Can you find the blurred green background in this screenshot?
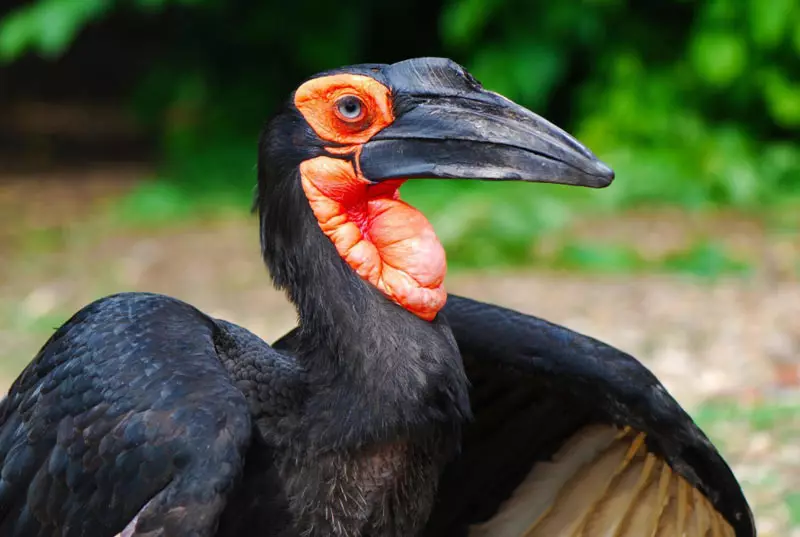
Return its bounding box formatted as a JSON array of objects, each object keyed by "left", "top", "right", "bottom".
[
  {"left": 2, "top": 0, "right": 799, "bottom": 270},
  {"left": 1, "top": 1, "right": 799, "bottom": 535}
]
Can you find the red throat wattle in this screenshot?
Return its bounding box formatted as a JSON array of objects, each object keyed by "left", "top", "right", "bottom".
[{"left": 300, "top": 156, "right": 447, "bottom": 321}]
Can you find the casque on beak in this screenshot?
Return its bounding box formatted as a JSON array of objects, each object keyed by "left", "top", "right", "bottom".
[{"left": 357, "top": 59, "right": 614, "bottom": 188}]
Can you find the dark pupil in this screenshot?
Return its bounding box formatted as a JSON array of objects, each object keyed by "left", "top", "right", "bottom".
[{"left": 340, "top": 98, "right": 360, "bottom": 117}]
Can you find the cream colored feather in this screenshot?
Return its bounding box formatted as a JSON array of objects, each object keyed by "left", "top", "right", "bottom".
[{"left": 469, "top": 425, "right": 734, "bottom": 537}]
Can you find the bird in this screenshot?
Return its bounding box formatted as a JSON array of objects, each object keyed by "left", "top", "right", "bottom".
[{"left": 0, "top": 57, "right": 755, "bottom": 537}]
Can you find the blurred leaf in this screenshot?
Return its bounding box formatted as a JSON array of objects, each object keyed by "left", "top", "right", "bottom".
[
  {"left": 703, "top": 126, "right": 760, "bottom": 206},
  {"left": 748, "top": 0, "right": 795, "bottom": 49},
  {"left": 690, "top": 31, "right": 747, "bottom": 87},
  {"left": 794, "top": 17, "right": 800, "bottom": 54},
  {"left": 470, "top": 41, "right": 565, "bottom": 108},
  {"left": 695, "top": 400, "right": 800, "bottom": 434},
  {"left": 441, "top": 0, "right": 502, "bottom": 48},
  {"left": 787, "top": 491, "right": 800, "bottom": 526},
  {"left": 763, "top": 69, "right": 800, "bottom": 128},
  {"left": 761, "top": 143, "right": 800, "bottom": 195},
  {"left": 662, "top": 242, "right": 750, "bottom": 277},
  {"left": 704, "top": 0, "right": 738, "bottom": 21},
  {"left": 0, "top": 0, "right": 111, "bottom": 61},
  {"left": 118, "top": 180, "right": 192, "bottom": 225},
  {"left": 555, "top": 243, "right": 642, "bottom": 273}
]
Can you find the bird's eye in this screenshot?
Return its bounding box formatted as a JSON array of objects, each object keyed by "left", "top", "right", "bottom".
[{"left": 336, "top": 95, "right": 364, "bottom": 121}]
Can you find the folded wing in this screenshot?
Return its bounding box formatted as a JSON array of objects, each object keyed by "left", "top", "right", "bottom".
[{"left": 0, "top": 293, "right": 256, "bottom": 537}]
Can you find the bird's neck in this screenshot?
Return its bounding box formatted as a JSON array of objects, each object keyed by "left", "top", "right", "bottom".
[{"left": 257, "top": 166, "right": 470, "bottom": 446}]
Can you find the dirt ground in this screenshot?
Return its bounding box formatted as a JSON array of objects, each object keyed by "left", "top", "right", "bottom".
[{"left": 1, "top": 171, "right": 798, "bottom": 536}]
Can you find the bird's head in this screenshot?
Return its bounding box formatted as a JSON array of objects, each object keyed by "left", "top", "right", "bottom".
[{"left": 257, "top": 58, "right": 614, "bottom": 321}]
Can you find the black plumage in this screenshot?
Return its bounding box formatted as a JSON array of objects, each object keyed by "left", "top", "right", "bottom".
[
  {"left": 425, "top": 295, "right": 754, "bottom": 536},
  {"left": 0, "top": 58, "right": 755, "bottom": 537},
  {"left": 0, "top": 295, "right": 254, "bottom": 536}
]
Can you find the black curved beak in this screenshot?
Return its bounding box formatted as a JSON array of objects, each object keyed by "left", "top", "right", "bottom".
[{"left": 359, "top": 92, "right": 614, "bottom": 188}]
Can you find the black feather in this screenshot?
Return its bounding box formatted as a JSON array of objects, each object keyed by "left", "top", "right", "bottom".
[{"left": 422, "top": 294, "right": 756, "bottom": 537}]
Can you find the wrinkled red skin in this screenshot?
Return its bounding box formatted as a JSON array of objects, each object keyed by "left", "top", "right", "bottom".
[{"left": 300, "top": 156, "right": 447, "bottom": 321}]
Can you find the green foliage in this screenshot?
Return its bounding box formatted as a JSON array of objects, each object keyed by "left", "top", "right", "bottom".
[
  {"left": 788, "top": 491, "right": 800, "bottom": 527},
  {"left": 0, "top": 0, "right": 205, "bottom": 61},
  {"left": 660, "top": 241, "right": 751, "bottom": 277},
  {"left": 442, "top": 0, "right": 800, "bottom": 209},
  {"left": 0, "top": 0, "right": 110, "bottom": 61},
  {"left": 115, "top": 139, "right": 256, "bottom": 226},
  {"left": 404, "top": 181, "right": 592, "bottom": 267},
  {"left": 1, "top": 0, "right": 798, "bottom": 269},
  {"left": 517, "top": 238, "right": 749, "bottom": 276},
  {"left": 694, "top": 398, "right": 800, "bottom": 436}
]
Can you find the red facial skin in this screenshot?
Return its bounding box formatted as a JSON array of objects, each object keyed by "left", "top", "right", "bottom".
[{"left": 294, "top": 74, "right": 447, "bottom": 321}]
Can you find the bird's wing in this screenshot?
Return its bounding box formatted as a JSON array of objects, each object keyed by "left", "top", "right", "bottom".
[
  {"left": 0, "top": 292, "right": 287, "bottom": 537},
  {"left": 425, "top": 294, "right": 756, "bottom": 537}
]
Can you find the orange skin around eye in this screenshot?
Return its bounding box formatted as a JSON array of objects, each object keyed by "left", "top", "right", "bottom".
[
  {"left": 294, "top": 74, "right": 394, "bottom": 145},
  {"left": 300, "top": 157, "right": 447, "bottom": 321}
]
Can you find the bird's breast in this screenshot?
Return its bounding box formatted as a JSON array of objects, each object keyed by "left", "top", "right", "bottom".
[{"left": 277, "top": 433, "right": 449, "bottom": 537}]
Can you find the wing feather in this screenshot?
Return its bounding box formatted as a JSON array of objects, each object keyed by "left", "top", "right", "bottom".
[
  {"left": 524, "top": 432, "right": 630, "bottom": 536},
  {"left": 614, "top": 454, "right": 663, "bottom": 537},
  {"left": 654, "top": 480, "right": 680, "bottom": 537},
  {"left": 466, "top": 426, "right": 739, "bottom": 537},
  {"left": 424, "top": 295, "right": 755, "bottom": 537},
  {"left": 0, "top": 293, "right": 290, "bottom": 536}
]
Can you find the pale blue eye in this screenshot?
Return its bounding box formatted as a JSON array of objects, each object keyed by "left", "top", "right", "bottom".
[{"left": 337, "top": 96, "right": 363, "bottom": 119}]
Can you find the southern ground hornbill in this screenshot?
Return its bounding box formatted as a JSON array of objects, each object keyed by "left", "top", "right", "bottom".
[{"left": 0, "top": 58, "right": 754, "bottom": 537}]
